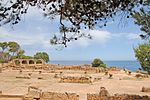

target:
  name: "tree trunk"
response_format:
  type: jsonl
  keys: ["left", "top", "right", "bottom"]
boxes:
{"left": 148, "top": 68, "right": 150, "bottom": 75}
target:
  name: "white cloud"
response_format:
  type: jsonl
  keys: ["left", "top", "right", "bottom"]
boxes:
{"left": 112, "top": 32, "right": 141, "bottom": 40}
{"left": 68, "top": 30, "right": 111, "bottom": 47}
{"left": 0, "top": 27, "right": 50, "bottom": 47}
{"left": 0, "top": 25, "right": 141, "bottom": 49}
{"left": 66, "top": 30, "right": 141, "bottom": 48}
{"left": 91, "top": 30, "right": 111, "bottom": 44}
{"left": 126, "top": 33, "right": 140, "bottom": 40}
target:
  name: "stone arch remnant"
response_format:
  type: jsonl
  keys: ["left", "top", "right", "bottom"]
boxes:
{"left": 11, "top": 59, "right": 45, "bottom": 66}
{"left": 29, "top": 60, "right": 35, "bottom": 64}
{"left": 14, "top": 60, "right": 20, "bottom": 65}
{"left": 36, "top": 60, "right": 43, "bottom": 64}
{"left": 22, "top": 60, "right": 28, "bottom": 64}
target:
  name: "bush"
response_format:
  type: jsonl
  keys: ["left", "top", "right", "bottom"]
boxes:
{"left": 134, "top": 40, "right": 150, "bottom": 74}
{"left": 92, "top": 58, "right": 106, "bottom": 68}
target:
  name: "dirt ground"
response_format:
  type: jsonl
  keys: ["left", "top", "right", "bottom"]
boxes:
{"left": 0, "top": 69, "right": 150, "bottom": 100}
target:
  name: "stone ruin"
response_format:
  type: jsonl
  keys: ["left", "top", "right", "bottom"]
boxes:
{"left": 59, "top": 75, "right": 101, "bottom": 83}
{"left": 55, "top": 65, "right": 107, "bottom": 73}
{"left": 0, "top": 86, "right": 79, "bottom": 100}
{"left": 87, "top": 87, "right": 150, "bottom": 100}
{"left": 1, "top": 59, "right": 122, "bottom": 75}
{"left": 23, "top": 86, "right": 79, "bottom": 100}
{"left": 108, "top": 67, "right": 121, "bottom": 71}
{"left": 135, "top": 73, "right": 149, "bottom": 78}
{"left": 5, "top": 59, "right": 45, "bottom": 70}
{"left": 0, "top": 90, "right": 23, "bottom": 100}
{"left": 142, "top": 87, "right": 150, "bottom": 92}
{"left": 0, "top": 86, "right": 150, "bottom": 100}
{"left": 24, "top": 86, "right": 42, "bottom": 100}
{"left": 40, "top": 92, "right": 79, "bottom": 100}
{"left": 60, "top": 76, "right": 93, "bottom": 83}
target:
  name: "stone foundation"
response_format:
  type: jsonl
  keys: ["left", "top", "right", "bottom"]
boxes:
{"left": 60, "top": 76, "right": 92, "bottom": 83}
{"left": 3, "top": 61, "right": 108, "bottom": 73}
{"left": 55, "top": 65, "right": 106, "bottom": 73}
{"left": 40, "top": 92, "right": 79, "bottom": 100}
{"left": 0, "top": 86, "right": 150, "bottom": 100}
{"left": 0, "top": 94, "right": 23, "bottom": 100}
{"left": 24, "top": 86, "right": 79, "bottom": 100}
{"left": 87, "top": 87, "right": 150, "bottom": 100}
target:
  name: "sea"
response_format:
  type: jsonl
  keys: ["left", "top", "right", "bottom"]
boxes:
{"left": 50, "top": 61, "right": 141, "bottom": 72}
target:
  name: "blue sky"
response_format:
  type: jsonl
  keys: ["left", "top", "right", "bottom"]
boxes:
{"left": 0, "top": 8, "right": 145, "bottom": 61}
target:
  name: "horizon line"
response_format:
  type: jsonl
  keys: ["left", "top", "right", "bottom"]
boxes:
{"left": 50, "top": 60, "right": 138, "bottom": 61}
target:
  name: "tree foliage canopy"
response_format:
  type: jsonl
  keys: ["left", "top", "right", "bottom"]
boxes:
{"left": 132, "top": 2, "right": 150, "bottom": 39}
{"left": 0, "top": 41, "right": 50, "bottom": 63}
{"left": 0, "top": 41, "right": 22, "bottom": 62}
{"left": 0, "top": 0, "right": 147, "bottom": 47}
{"left": 134, "top": 40, "right": 150, "bottom": 74}
{"left": 34, "top": 52, "right": 50, "bottom": 63}
{"left": 92, "top": 58, "right": 106, "bottom": 68}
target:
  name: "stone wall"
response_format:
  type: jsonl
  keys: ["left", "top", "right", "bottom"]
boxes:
{"left": 54, "top": 65, "right": 107, "bottom": 73}
{"left": 0, "top": 87, "right": 150, "bottom": 100}
{"left": 0, "top": 94, "right": 23, "bottom": 100}
{"left": 23, "top": 86, "right": 79, "bottom": 100}
{"left": 87, "top": 87, "right": 150, "bottom": 100}
{"left": 60, "top": 76, "right": 92, "bottom": 83}
{"left": 3, "top": 61, "right": 121, "bottom": 74}
{"left": 108, "top": 67, "right": 121, "bottom": 71}
{"left": 40, "top": 92, "right": 79, "bottom": 100}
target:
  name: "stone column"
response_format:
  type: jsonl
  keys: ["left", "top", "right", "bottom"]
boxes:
{"left": 20, "top": 59, "right": 23, "bottom": 65}
{"left": 27, "top": 60, "right": 29, "bottom": 65}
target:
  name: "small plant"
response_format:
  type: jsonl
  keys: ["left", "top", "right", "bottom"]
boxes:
{"left": 108, "top": 74, "right": 113, "bottom": 79}
{"left": 128, "top": 71, "right": 132, "bottom": 75}
{"left": 39, "top": 71, "right": 42, "bottom": 74}
{"left": 19, "top": 70, "right": 22, "bottom": 74}
{"left": 28, "top": 73, "right": 32, "bottom": 76}
{"left": 105, "top": 71, "right": 108, "bottom": 75}
{"left": 60, "top": 71, "right": 63, "bottom": 74}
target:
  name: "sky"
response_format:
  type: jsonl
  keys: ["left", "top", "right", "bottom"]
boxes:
{"left": 0, "top": 7, "right": 145, "bottom": 61}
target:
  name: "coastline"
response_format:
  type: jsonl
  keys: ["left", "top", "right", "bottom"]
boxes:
{"left": 50, "top": 60, "right": 141, "bottom": 72}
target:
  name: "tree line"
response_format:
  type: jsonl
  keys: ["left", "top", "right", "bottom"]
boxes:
{"left": 0, "top": 41, "right": 49, "bottom": 63}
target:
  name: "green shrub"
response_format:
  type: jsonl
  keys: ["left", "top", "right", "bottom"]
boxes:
{"left": 92, "top": 58, "right": 106, "bottom": 68}
{"left": 134, "top": 40, "right": 150, "bottom": 74}
{"left": 100, "top": 64, "right": 107, "bottom": 68}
